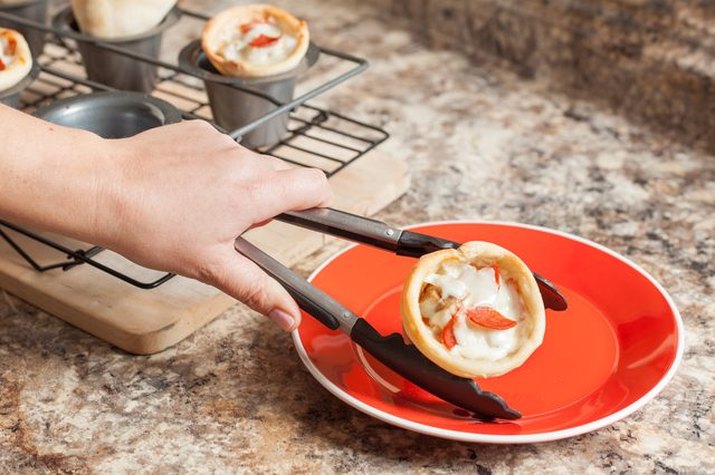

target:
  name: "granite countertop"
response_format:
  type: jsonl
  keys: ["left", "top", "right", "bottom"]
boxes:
{"left": 1, "top": 0, "right": 713, "bottom": 473}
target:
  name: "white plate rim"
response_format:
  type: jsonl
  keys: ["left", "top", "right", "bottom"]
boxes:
{"left": 291, "top": 220, "right": 684, "bottom": 444}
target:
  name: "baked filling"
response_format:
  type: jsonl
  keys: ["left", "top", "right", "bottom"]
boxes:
{"left": 0, "top": 30, "right": 20, "bottom": 71}
{"left": 420, "top": 260, "right": 528, "bottom": 360}
{"left": 202, "top": 4, "right": 309, "bottom": 78}
{"left": 216, "top": 17, "right": 298, "bottom": 67}
{"left": 401, "top": 241, "right": 545, "bottom": 378}
{"left": 0, "top": 28, "right": 32, "bottom": 92}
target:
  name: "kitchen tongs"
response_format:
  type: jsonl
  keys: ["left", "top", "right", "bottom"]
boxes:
{"left": 235, "top": 209, "right": 568, "bottom": 420}
{"left": 278, "top": 208, "right": 568, "bottom": 311}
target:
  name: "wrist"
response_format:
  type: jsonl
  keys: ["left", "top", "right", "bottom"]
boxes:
{"left": 52, "top": 129, "right": 118, "bottom": 247}
{"left": 85, "top": 135, "right": 132, "bottom": 250}
{"left": 0, "top": 108, "right": 122, "bottom": 248}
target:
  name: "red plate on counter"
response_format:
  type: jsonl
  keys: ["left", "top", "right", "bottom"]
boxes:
{"left": 292, "top": 222, "right": 683, "bottom": 443}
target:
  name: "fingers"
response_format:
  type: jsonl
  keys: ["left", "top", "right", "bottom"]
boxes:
{"left": 200, "top": 248, "right": 301, "bottom": 332}
{"left": 249, "top": 167, "right": 334, "bottom": 223}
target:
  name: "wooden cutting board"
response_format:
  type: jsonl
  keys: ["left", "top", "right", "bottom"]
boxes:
{"left": 0, "top": 149, "right": 409, "bottom": 354}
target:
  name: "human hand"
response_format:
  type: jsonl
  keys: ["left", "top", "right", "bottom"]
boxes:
{"left": 96, "top": 120, "right": 332, "bottom": 331}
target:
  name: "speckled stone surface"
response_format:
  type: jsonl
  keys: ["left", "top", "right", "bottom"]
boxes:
{"left": 365, "top": 0, "right": 715, "bottom": 154}
{"left": 1, "top": 0, "right": 714, "bottom": 473}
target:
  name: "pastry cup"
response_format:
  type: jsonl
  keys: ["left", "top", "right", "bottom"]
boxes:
{"left": 0, "top": 28, "right": 36, "bottom": 108}
{"left": 0, "top": 0, "right": 48, "bottom": 57}
{"left": 401, "top": 241, "right": 546, "bottom": 378}
{"left": 201, "top": 4, "right": 309, "bottom": 78}
{"left": 33, "top": 91, "right": 182, "bottom": 138}
{"left": 0, "top": 60, "right": 38, "bottom": 108}
{"left": 178, "top": 39, "right": 319, "bottom": 149}
{"left": 51, "top": 6, "right": 180, "bottom": 93}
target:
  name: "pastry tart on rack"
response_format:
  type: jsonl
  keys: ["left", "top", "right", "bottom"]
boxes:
{"left": 401, "top": 241, "right": 546, "bottom": 378}
{"left": 71, "top": 0, "right": 177, "bottom": 38}
{"left": 201, "top": 4, "right": 309, "bottom": 78}
{"left": 0, "top": 28, "right": 32, "bottom": 92}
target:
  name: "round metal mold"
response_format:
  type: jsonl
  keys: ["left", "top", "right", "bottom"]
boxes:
{"left": 51, "top": 6, "right": 181, "bottom": 93}
{"left": 178, "top": 40, "right": 319, "bottom": 148}
{"left": 0, "top": 0, "right": 48, "bottom": 57}
{"left": 33, "top": 92, "right": 182, "bottom": 139}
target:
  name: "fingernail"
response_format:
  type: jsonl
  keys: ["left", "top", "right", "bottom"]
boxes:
{"left": 268, "top": 309, "right": 297, "bottom": 332}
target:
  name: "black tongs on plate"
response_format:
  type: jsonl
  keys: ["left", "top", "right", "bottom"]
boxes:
{"left": 235, "top": 208, "right": 569, "bottom": 420}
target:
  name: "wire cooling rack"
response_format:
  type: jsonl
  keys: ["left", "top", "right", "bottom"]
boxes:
{"left": 0, "top": 6, "right": 389, "bottom": 289}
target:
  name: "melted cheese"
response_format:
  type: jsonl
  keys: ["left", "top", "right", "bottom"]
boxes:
{"left": 421, "top": 262, "right": 528, "bottom": 360}
{"left": 0, "top": 34, "right": 17, "bottom": 70}
{"left": 218, "top": 20, "right": 298, "bottom": 67}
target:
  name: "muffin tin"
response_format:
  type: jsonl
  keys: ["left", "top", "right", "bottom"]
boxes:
{"left": 34, "top": 91, "right": 182, "bottom": 138}
{"left": 51, "top": 6, "right": 181, "bottom": 93}
{"left": 179, "top": 40, "right": 320, "bottom": 148}
{"left": 0, "top": 5, "right": 388, "bottom": 290}
{"left": 0, "top": 0, "right": 47, "bottom": 57}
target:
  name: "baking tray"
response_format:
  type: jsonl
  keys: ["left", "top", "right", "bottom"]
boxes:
{"left": 0, "top": 6, "right": 390, "bottom": 290}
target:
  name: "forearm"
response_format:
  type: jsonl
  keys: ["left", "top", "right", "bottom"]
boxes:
{"left": 0, "top": 109, "right": 332, "bottom": 328}
{"left": 0, "top": 103, "right": 112, "bottom": 244}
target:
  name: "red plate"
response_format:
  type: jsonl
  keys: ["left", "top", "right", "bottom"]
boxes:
{"left": 292, "top": 222, "right": 683, "bottom": 443}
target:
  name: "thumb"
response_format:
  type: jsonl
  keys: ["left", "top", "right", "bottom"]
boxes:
{"left": 202, "top": 249, "right": 301, "bottom": 332}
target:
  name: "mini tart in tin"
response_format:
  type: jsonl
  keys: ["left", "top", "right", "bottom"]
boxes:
{"left": 0, "top": 28, "right": 32, "bottom": 92}
{"left": 201, "top": 4, "right": 309, "bottom": 78}
{"left": 401, "top": 241, "right": 546, "bottom": 378}
{"left": 71, "top": 0, "right": 177, "bottom": 39}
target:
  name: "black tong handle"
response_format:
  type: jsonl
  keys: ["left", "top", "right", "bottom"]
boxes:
{"left": 234, "top": 236, "right": 521, "bottom": 419}
{"left": 235, "top": 237, "right": 358, "bottom": 332}
{"left": 279, "top": 208, "right": 402, "bottom": 251}
{"left": 279, "top": 208, "right": 462, "bottom": 256}
{"left": 278, "top": 208, "right": 568, "bottom": 311}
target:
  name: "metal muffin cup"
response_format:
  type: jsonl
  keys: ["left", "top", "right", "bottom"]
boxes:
{"left": 0, "top": 0, "right": 48, "bottom": 57}
{"left": 33, "top": 92, "right": 182, "bottom": 139}
{"left": 178, "top": 40, "right": 319, "bottom": 149}
{"left": 51, "top": 6, "right": 181, "bottom": 93}
{"left": 0, "top": 61, "right": 39, "bottom": 108}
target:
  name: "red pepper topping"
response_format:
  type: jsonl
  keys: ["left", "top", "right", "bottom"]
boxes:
{"left": 0, "top": 58, "right": 5, "bottom": 71}
{"left": 441, "top": 316, "right": 457, "bottom": 349}
{"left": 6, "top": 37, "right": 16, "bottom": 56}
{"left": 466, "top": 306, "right": 517, "bottom": 330}
{"left": 239, "top": 22, "right": 256, "bottom": 34}
{"left": 492, "top": 264, "right": 500, "bottom": 287}
{"left": 249, "top": 34, "right": 280, "bottom": 48}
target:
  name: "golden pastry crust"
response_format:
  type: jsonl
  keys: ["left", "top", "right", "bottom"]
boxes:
{"left": 201, "top": 4, "right": 309, "bottom": 78}
{"left": 0, "top": 29, "right": 32, "bottom": 92}
{"left": 71, "top": 0, "right": 177, "bottom": 39}
{"left": 401, "top": 241, "right": 545, "bottom": 378}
